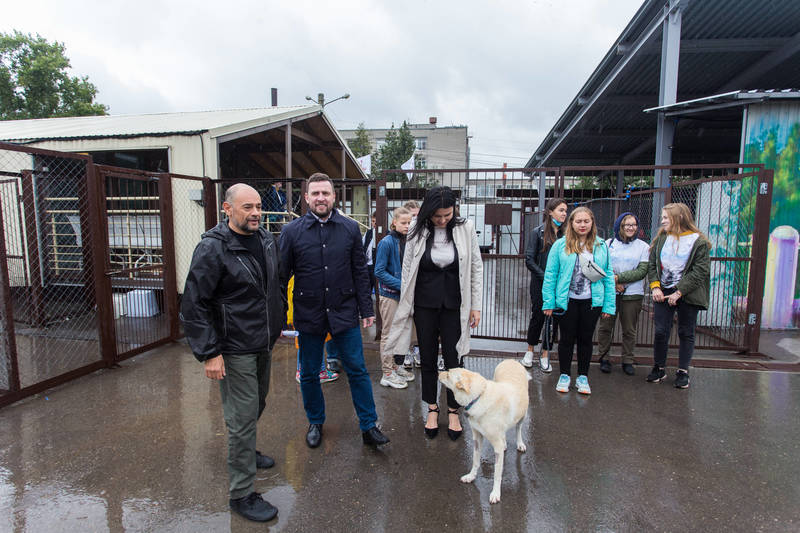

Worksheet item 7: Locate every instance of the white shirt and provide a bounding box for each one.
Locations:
[568,251,594,300]
[431,227,455,268]
[660,233,700,288]
[607,238,650,296]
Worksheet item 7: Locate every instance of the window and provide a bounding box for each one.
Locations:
[415,137,428,150]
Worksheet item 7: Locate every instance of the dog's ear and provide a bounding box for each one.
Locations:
[455,376,471,394]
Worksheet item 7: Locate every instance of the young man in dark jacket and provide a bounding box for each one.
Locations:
[180,184,285,523]
[279,173,389,449]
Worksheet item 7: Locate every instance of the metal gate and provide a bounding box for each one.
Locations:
[1,141,216,408]
[377,164,772,354]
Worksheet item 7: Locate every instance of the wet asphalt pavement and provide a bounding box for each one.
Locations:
[0,337,798,532]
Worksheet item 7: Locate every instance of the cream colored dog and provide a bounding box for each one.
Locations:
[438,360,530,504]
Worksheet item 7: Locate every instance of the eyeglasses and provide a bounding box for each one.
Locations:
[622,224,638,229]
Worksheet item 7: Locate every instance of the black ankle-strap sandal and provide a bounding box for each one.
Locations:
[425,406,440,439]
[447,408,463,441]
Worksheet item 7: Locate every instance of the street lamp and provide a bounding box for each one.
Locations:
[305,92,350,107]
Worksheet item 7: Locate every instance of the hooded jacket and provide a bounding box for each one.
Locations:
[180,222,285,361]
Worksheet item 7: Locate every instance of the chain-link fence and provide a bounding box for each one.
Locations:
[0,143,217,408]
[376,164,772,353]
[0,144,106,407]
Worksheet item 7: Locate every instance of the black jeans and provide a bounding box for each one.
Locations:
[414,306,462,409]
[557,298,601,377]
[526,279,559,349]
[653,288,701,370]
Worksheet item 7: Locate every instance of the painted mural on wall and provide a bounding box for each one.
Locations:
[743,102,800,328]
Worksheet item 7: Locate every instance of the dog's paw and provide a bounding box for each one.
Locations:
[460,473,476,484]
[517,442,527,453]
[489,490,501,504]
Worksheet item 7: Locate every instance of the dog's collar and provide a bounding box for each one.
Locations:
[463,393,482,412]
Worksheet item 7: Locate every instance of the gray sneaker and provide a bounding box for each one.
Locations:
[380,371,408,389]
[395,366,415,382]
[403,353,414,369]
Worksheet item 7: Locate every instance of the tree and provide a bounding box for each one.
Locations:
[347,122,372,158]
[374,121,416,182]
[0,31,108,120]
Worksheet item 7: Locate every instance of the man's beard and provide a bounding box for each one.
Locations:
[313,203,332,218]
[234,218,258,234]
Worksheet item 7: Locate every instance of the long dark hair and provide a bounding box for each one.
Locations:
[408,186,465,242]
[542,197,567,250]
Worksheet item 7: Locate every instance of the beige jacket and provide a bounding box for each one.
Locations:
[384,219,483,356]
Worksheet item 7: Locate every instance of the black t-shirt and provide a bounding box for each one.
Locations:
[232,231,267,286]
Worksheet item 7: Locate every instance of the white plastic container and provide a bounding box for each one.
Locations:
[112,293,127,319]
[126,289,159,317]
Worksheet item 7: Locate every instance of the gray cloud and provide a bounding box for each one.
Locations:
[2,0,642,166]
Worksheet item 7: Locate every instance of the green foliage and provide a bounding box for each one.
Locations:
[346,122,372,158]
[374,121,416,182]
[0,30,108,120]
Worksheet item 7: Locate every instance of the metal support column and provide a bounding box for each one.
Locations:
[653,0,684,234]
[285,122,292,181]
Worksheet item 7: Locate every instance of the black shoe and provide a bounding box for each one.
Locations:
[622,363,635,376]
[229,492,278,522]
[646,365,666,383]
[328,359,341,373]
[424,406,439,439]
[306,423,322,448]
[599,358,611,373]
[674,370,690,389]
[255,450,274,469]
[447,408,463,441]
[362,426,390,446]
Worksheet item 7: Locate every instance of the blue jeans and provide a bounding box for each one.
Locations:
[298,326,378,431]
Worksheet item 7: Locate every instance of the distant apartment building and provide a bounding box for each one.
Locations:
[339,117,470,175]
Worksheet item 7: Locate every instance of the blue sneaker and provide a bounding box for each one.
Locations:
[576,375,591,395]
[556,374,571,393]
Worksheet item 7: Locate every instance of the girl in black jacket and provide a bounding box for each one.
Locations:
[522,198,567,372]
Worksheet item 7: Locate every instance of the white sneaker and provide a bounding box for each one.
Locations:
[556,374,571,393]
[576,375,591,395]
[539,354,553,373]
[412,346,421,367]
[395,366,415,382]
[403,353,414,369]
[521,351,534,368]
[380,371,408,389]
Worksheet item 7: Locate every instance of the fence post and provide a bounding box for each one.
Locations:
[374,178,388,339]
[0,202,21,393]
[744,168,774,355]
[202,177,218,231]
[86,166,117,365]
[20,170,46,327]
[159,175,180,341]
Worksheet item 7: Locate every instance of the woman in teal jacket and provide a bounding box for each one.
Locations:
[542,206,616,395]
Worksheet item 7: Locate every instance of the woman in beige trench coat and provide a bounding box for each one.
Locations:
[384,186,483,440]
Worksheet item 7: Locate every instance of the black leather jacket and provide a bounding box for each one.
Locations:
[525,223,563,286]
[180,222,285,361]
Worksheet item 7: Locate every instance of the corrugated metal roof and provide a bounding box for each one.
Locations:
[528,0,800,167]
[0,105,320,142]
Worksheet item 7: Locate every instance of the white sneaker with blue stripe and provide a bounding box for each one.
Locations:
[556,374,571,393]
[576,375,591,395]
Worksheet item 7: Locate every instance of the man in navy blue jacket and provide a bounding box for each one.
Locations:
[279,173,389,449]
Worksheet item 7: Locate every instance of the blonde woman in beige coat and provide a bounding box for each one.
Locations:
[385,186,483,440]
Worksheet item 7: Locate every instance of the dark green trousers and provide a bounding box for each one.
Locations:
[219,350,272,499]
[596,297,643,365]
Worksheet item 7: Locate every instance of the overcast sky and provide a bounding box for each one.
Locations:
[3,0,643,168]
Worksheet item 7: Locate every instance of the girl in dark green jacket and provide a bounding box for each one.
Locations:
[646,203,710,389]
